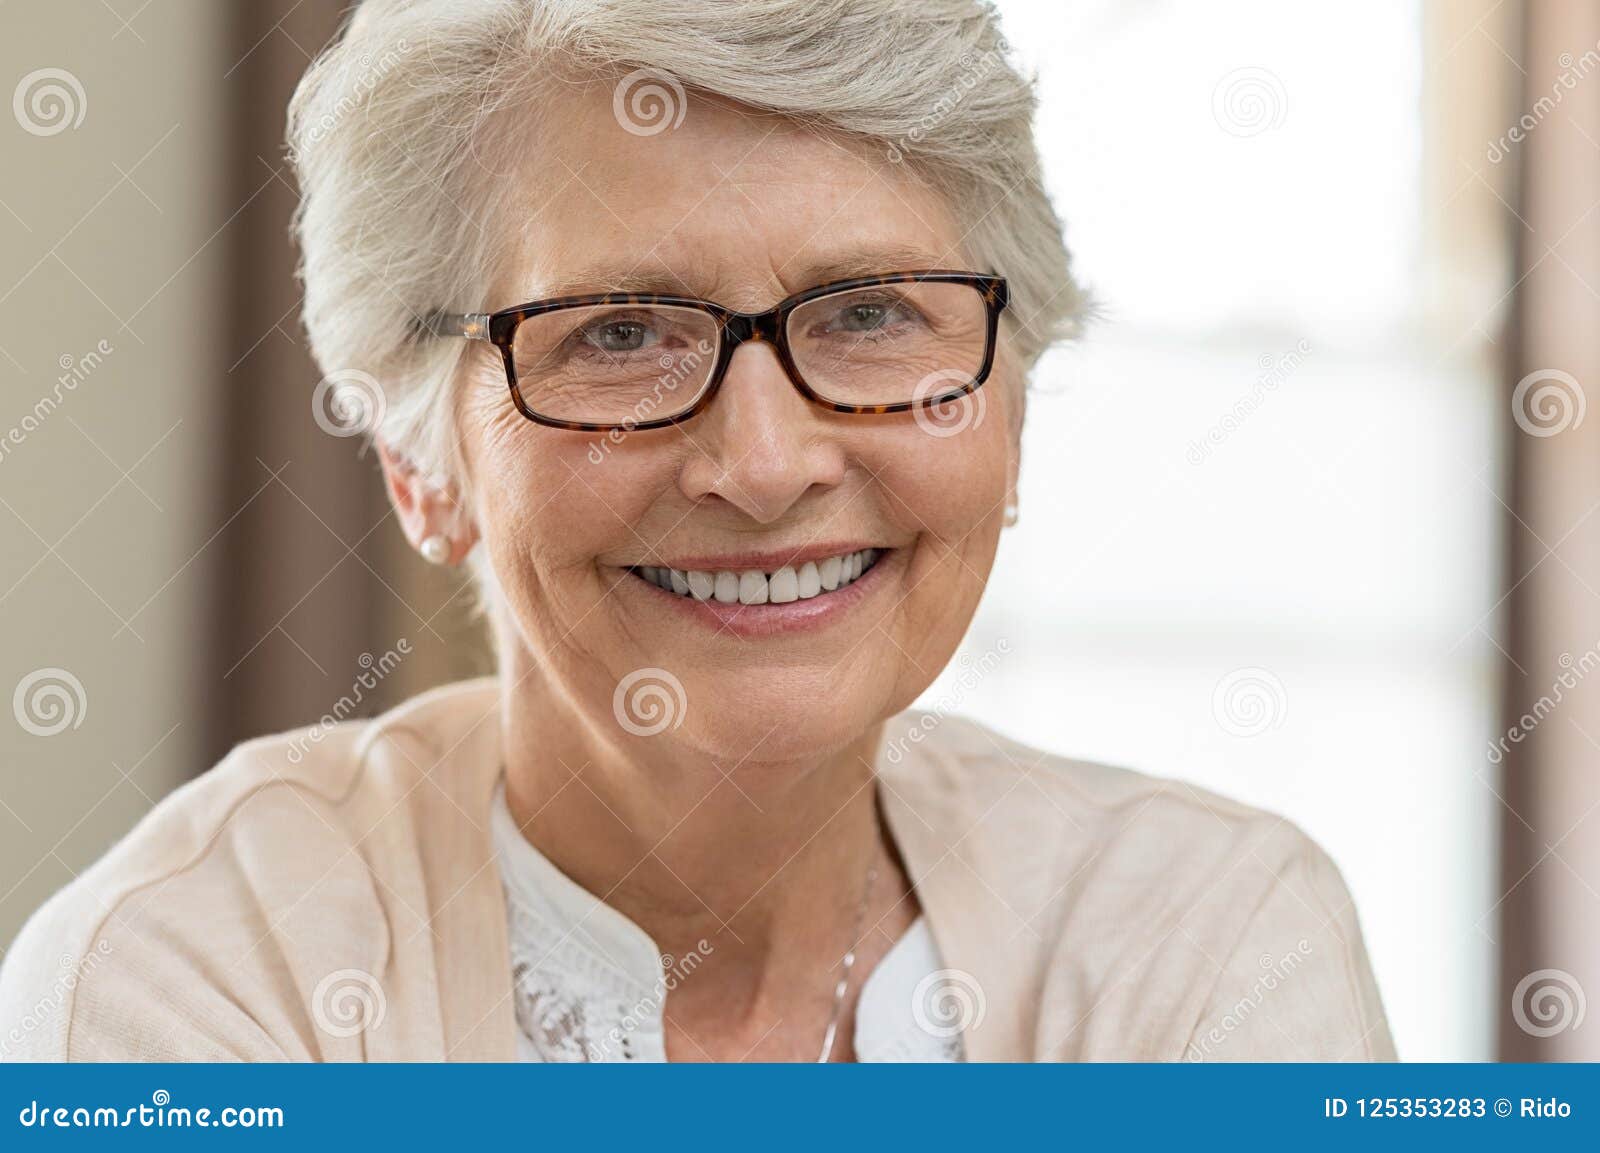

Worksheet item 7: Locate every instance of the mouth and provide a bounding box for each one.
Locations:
[618,545,894,638]
[627,547,884,605]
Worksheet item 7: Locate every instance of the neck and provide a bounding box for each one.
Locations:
[494,643,916,1056]
[499,661,896,942]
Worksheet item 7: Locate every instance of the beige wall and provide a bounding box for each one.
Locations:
[0,2,225,948]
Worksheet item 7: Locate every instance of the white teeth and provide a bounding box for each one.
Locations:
[797,561,821,599]
[738,570,768,605]
[636,549,883,604]
[768,566,799,604]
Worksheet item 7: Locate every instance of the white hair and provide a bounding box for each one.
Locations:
[287,0,1086,492]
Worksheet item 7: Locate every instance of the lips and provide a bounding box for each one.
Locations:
[631,547,882,605]
[615,543,895,639]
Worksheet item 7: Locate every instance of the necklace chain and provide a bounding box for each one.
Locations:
[816,857,879,1063]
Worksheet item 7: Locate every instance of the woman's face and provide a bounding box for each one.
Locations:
[453,84,1019,763]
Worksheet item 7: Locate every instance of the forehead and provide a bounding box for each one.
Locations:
[494,80,968,308]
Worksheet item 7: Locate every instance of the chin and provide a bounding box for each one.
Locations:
[666,675,902,768]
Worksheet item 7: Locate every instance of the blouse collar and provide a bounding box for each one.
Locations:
[490,778,960,1062]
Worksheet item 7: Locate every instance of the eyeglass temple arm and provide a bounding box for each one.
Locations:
[421,311,493,341]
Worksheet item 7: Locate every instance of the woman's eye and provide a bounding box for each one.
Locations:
[838,303,890,331]
[582,319,652,353]
[819,296,921,337]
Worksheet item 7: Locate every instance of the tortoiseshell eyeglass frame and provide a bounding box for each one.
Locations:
[422,269,1009,432]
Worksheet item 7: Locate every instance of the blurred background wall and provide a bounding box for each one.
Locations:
[1,0,1595,1061]
[2,0,230,983]
[0,0,490,998]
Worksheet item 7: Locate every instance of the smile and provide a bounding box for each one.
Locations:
[628,548,884,605]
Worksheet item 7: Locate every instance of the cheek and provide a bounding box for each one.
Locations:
[461,390,674,605]
[459,390,587,601]
[874,409,1012,541]
[871,390,1015,662]
[857,419,1007,716]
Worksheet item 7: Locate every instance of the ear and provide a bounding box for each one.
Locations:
[377,442,479,566]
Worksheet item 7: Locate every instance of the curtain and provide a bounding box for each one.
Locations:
[205,3,489,768]
[1501,0,1600,1063]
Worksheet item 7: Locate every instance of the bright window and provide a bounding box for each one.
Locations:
[920,0,1500,1060]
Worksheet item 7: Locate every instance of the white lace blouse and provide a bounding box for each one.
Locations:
[491,781,963,1062]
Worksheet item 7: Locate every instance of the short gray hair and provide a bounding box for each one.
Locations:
[288,0,1086,488]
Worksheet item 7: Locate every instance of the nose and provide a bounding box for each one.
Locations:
[677,341,846,523]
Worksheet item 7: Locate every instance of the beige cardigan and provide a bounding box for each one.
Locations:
[0,678,1395,1062]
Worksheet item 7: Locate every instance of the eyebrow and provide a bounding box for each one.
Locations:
[523,244,961,303]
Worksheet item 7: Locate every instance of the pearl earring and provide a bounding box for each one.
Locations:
[419,534,452,565]
[1002,502,1019,527]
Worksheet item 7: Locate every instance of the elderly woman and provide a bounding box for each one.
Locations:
[1,0,1391,1062]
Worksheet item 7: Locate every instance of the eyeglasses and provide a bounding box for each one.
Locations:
[424,269,1009,432]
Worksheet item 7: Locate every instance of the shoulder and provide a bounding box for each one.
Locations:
[880,709,1319,902]
[0,678,500,1061]
[880,711,1395,1061]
